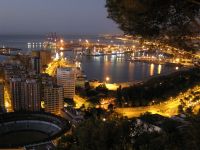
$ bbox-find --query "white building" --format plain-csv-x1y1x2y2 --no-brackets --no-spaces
57,67,76,99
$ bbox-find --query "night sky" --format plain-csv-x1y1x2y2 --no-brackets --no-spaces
0,0,121,35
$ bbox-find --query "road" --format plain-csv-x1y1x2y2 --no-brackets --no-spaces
74,95,90,108
45,58,75,76
115,85,200,118
4,85,12,112
116,99,180,118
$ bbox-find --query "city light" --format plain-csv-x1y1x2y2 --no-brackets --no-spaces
106,77,110,82
150,64,154,76
60,52,64,57
116,85,200,118
0,1,199,149
55,52,59,60
60,39,64,43
158,64,162,74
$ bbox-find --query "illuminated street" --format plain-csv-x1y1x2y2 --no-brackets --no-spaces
45,57,75,76
116,85,200,118
116,99,180,118
4,85,12,112
0,0,200,149
74,95,90,109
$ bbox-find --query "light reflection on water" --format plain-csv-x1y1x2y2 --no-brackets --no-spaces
158,64,162,74
76,53,177,83
150,63,155,76
0,35,177,83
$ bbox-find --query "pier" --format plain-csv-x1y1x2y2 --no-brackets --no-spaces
0,47,21,56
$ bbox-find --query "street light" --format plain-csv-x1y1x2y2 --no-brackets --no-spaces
106,77,110,82
60,39,64,43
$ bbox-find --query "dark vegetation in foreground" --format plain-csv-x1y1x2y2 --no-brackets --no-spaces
106,0,200,52
57,112,200,150
75,68,200,108
116,68,200,107
59,68,200,150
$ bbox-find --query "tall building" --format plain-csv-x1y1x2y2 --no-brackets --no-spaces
31,50,52,73
24,79,41,111
31,51,40,58
57,67,76,99
40,50,52,72
31,57,40,74
44,85,63,115
10,78,41,111
40,74,54,101
0,82,4,111
10,78,25,111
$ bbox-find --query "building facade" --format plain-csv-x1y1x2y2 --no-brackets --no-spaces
10,78,41,111
10,78,25,111
44,85,63,115
0,82,4,111
31,50,52,73
57,67,76,99
24,79,41,111
31,57,40,74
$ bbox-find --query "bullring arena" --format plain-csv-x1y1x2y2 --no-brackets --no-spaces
0,112,70,148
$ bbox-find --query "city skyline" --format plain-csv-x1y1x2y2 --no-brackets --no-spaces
0,0,121,35
0,0,199,149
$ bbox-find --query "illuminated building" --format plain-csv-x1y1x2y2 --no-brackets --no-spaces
31,50,52,72
0,82,4,111
24,79,41,111
57,67,76,99
31,57,40,74
40,50,52,71
44,84,64,115
40,74,54,102
31,51,40,58
10,78,41,111
10,78,25,111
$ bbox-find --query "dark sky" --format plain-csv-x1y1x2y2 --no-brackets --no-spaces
0,0,121,35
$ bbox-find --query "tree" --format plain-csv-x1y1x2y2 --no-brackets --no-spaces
63,118,131,150
108,103,114,112
178,105,184,114
64,98,75,107
106,0,200,38
85,82,91,91
96,84,109,95
116,85,122,107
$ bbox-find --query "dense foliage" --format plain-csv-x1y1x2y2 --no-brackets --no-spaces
77,83,110,105
106,0,200,37
116,68,200,107
57,114,200,150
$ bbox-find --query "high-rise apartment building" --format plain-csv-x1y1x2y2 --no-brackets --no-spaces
10,78,41,111
0,82,4,111
31,50,52,72
44,85,63,115
31,57,40,74
10,78,25,111
40,50,52,71
24,79,41,111
57,67,76,99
